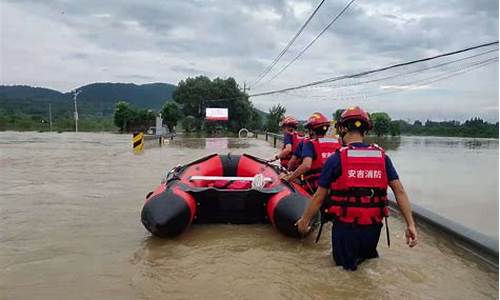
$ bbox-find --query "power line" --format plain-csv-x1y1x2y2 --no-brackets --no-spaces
348,56,499,100
310,47,498,90
254,0,357,89
249,40,499,97
291,56,499,101
200,41,498,103
249,0,327,88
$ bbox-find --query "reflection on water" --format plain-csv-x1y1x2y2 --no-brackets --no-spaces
0,132,497,300
166,137,250,151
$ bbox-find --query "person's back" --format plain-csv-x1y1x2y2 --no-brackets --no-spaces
296,106,417,271
302,136,341,193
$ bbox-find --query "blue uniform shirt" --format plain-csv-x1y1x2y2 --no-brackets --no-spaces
283,133,294,146
301,140,316,160
318,142,399,188
293,140,304,157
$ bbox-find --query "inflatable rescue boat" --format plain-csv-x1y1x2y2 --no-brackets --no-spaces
141,153,316,238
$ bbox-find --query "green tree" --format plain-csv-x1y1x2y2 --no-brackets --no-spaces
161,102,182,132
173,75,257,133
389,120,401,136
113,101,133,132
113,101,155,133
333,109,345,122
266,104,286,133
182,115,198,132
247,106,263,130
371,112,391,136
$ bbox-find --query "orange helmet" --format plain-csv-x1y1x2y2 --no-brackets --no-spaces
279,116,298,127
339,106,373,130
305,112,330,129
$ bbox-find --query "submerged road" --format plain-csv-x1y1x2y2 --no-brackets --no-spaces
0,132,497,299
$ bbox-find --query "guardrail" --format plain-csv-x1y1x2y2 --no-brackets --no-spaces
254,131,284,148
388,199,498,267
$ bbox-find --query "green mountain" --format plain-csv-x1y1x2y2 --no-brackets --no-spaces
0,82,176,117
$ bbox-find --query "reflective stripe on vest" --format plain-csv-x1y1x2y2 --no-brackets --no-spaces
327,144,389,225
302,137,341,192
308,137,341,173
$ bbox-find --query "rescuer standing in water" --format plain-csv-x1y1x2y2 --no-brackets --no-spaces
281,112,341,194
296,106,418,271
272,116,303,169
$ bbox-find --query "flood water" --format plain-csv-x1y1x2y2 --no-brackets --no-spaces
0,132,498,300
368,136,499,240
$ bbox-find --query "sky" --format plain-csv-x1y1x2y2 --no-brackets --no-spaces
1,0,499,122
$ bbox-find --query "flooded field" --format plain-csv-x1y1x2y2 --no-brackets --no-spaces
368,135,499,240
0,132,498,300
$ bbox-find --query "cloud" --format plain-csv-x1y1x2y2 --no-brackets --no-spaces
380,84,433,91
1,0,498,121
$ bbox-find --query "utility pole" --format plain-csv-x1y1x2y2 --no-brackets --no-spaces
48,103,53,132
243,81,249,94
73,90,81,133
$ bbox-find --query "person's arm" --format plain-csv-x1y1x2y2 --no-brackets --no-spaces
278,144,292,158
389,179,418,247
271,136,293,161
287,155,298,170
282,157,311,181
296,187,329,234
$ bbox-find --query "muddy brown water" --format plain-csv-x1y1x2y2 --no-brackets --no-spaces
0,132,497,300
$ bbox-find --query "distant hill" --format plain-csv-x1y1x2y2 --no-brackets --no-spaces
0,82,176,117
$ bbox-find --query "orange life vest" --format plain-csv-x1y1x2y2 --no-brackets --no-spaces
326,144,389,225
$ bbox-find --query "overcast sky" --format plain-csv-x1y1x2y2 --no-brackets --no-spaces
1,0,498,121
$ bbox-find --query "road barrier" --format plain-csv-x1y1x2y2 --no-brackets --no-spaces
132,132,144,154
388,200,498,267
255,131,283,148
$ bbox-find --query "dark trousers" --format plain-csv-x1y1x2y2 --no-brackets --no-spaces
331,221,383,271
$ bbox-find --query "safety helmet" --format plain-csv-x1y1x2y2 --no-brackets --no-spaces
304,112,330,130
339,106,373,130
279,116,299,128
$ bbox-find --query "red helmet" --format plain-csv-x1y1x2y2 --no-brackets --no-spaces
279,116,298,127
305,112,330,129
339,106,373,130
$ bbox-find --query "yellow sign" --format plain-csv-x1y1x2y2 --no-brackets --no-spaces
133,132,144,154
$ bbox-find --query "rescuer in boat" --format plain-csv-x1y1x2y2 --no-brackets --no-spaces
281,112,341,194
272,116,303,170
287,138,305,171
296,106,418,271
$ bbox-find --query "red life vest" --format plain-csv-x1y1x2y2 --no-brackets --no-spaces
302,137,341,193
326,144,389,225
280,132,303,168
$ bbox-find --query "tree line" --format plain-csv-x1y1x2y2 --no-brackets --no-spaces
113,76,264,134
265,107,498,139
336,109,498,138
0,108,116,132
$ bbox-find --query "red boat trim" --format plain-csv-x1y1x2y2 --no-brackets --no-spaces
173,185,197,223
145,184,167,202
266,187,292,226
